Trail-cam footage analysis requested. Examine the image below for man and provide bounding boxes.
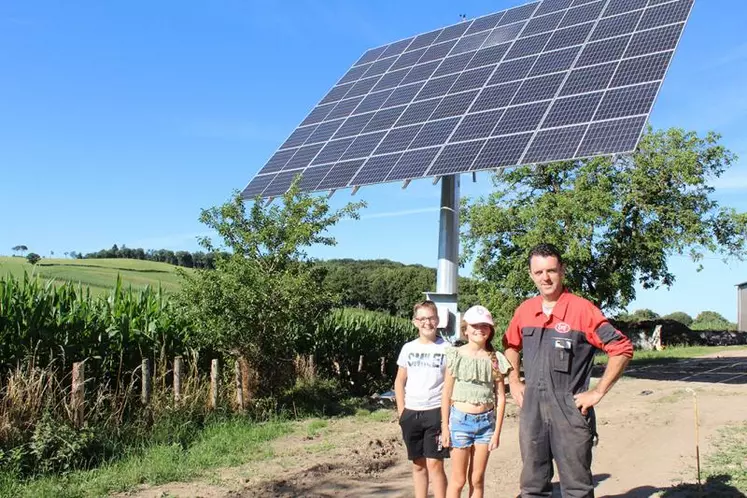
[503,243,633,498]
[395,300,449,498]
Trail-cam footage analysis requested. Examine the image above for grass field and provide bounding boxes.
[0,256,185,294]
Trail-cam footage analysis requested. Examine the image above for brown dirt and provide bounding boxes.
[118,348,747,497]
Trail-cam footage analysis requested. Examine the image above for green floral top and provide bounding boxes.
[446,347,512,405]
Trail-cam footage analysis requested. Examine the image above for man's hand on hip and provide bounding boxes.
[509,379,525,408]
[573,390,604,415]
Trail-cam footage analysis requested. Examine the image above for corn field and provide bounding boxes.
[0,273,190,377]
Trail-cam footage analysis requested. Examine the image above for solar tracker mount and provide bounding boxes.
[239,0,693,338]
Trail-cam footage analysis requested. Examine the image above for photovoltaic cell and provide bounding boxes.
[542,92,603,128]
[471,81,521,112]
[639,0,693,30]
[431,91,480,119]
[317,159,365,190]
[350,153,403,185]
[594,82,658,120]
[427,140,486,176]
[450,109,505,141]
[409,117,461,148]
[577,115,647,156]
[243,0,693,197]
[386,147,440,181]
[535,0,572,16]
[523,124,587,162]
[465,12,504,35]
[471,133,533,169]
[375,124,423,154]
[625,23,683,58]
[560,1,604,28]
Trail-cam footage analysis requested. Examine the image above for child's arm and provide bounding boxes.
[489,374,507,451]
[440,368,455,448]
[394,367,407,418]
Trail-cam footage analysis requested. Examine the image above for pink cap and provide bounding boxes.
[462,305,494,326]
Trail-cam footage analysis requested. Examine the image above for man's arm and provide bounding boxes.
[573,354,629,415]
[394,366,407,417]
[504,347,524,408]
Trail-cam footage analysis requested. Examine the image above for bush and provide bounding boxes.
[25,253,40,265]
[662,311,693,327]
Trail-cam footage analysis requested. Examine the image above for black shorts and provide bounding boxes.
[399,407,449,461]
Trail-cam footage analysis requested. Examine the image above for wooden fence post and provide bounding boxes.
[173,356,183,403]
[141,358,152,406]
[210,359,219,410]
[235,359,244,411]
[71,361,85,428]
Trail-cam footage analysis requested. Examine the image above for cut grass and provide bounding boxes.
[0,419,290,498]
[594,345,745,367]
[0,257,185,295]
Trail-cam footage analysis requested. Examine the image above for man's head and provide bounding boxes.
[412,300,439,340]
[527,243,565,302]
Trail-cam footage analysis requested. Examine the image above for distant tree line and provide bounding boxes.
[616,308,737,331]
[83,244,227,269]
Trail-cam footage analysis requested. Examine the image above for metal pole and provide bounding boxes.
[437,175,459,295]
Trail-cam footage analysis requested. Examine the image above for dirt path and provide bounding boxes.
[122,349,747,497]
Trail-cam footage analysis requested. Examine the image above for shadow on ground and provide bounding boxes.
[593,357,747,385]
[601,474,746,497]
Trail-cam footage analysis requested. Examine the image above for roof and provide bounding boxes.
[737,282,747,288]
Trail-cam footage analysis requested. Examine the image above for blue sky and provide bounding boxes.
[1,0,746,321]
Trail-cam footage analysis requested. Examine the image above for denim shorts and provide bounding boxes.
[449,406,495,448]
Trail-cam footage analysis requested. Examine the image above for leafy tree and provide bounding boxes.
[662,311,693,327]
[176,181,365,394]
[462,127,747,329]
[691,311,735,331]
[26,253,41,265]
[11,245,28,256]
[629,309,660,321]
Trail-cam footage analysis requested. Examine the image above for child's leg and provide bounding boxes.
[426,458,447,498]
[446,447,471,498]
[411,458,429,498]
[467,444,491,498]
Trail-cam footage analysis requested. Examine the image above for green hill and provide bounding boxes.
[0,256,185,294]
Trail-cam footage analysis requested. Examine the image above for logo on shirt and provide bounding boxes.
[407,352,445,368]
[555,322,571,334]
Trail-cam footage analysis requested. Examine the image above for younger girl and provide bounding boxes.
[441,305,511,498]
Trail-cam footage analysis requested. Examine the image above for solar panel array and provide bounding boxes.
[242,0,693,199]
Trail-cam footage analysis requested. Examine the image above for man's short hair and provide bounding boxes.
[412,300,438,318]
[527,243,564,266]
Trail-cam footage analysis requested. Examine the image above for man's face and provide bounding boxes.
[529,255,565,300]
[413,307,439,339]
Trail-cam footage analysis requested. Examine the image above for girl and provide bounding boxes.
[441,305,511,498]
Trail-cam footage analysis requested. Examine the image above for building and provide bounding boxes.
[738,282,747,332]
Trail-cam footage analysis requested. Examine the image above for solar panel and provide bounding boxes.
[242,0,694,198]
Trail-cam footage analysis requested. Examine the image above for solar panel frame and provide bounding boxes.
[242,0,694,199]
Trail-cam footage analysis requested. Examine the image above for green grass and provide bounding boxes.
[595,345,745,367]
[0,256,186,295]
[305,419,328,438]
[665,421,747,496]
[0,419,290,498]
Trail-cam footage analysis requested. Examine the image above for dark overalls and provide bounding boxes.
[504,292,632,498]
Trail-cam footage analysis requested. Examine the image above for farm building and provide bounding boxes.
[738,281,747,332]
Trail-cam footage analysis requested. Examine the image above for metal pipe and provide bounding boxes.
[437,175,459,295]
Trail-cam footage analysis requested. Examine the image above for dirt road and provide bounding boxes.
[124,350,747,497]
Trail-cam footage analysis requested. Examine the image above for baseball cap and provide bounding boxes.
[462,305,494,326]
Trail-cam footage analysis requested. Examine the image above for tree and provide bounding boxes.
[462,127,747,328]
[26,253,41,265]
[662,311,693,327]
[691,311,736,331]
[629,309,660,321]
[176,180,365,394]
[11,245,28,256]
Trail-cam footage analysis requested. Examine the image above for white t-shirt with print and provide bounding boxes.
[397,337,447,410]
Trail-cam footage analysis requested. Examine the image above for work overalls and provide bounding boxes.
[519,318,598,498]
